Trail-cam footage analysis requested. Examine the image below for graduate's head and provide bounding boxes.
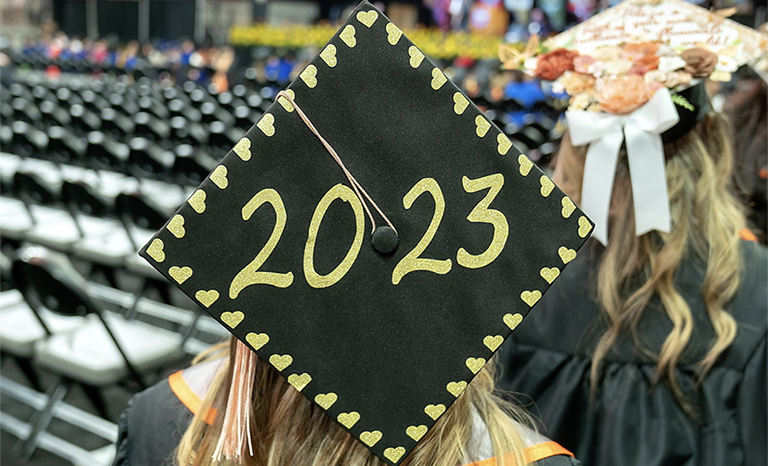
[174,337,534,466]
[554,102,741,245]
[554,103,747,412]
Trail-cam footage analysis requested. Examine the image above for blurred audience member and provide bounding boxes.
[725,76,768,243]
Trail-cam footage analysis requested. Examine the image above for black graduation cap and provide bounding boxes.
[140,2,593,464]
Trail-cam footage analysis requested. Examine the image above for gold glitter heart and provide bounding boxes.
[320,44,337,67]
[188,190,206,213]
[211,165,228,189]
[146,238,165,262]
[561,197,576,218]
[257,113,276,136]
[408,46,424,68]
[287,373,311,391]
[465,357,486,374]
[406,425,427,441]
[384,446,406,463]
[300,65,318,88]
[540,176,555,197]
[446,381,467,397]
[278,89,295,112]
[246,332,269,350]
[497,133,511,155]
[431,68,447,90]
[453,92,469,115]
[579,216,592,238]
[338,411,360,428]
[168,266,193,284]
[521,290,542,307]
[360,430,382,447]
[233,137,251,161]
[269,354,293,371]
[518,154,533,176]
[314,392,338,409]
[220,311,244,328]
[475,115,490,138]
[166,214,185,238]
[340,25,356,48]
[503,313,523,330]
[424,404,446,420]
[558,246,577,264]
[356,10,378,27]
[386,23,402,45]
[424,404,445,421]
[540,267,560,284]
[483,335,503,351]
[195,289,219,307]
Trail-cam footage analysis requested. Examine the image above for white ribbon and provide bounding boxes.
[565,88,680,245]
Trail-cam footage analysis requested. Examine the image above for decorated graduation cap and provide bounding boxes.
[501,0,768,244]
[140,2,592,464]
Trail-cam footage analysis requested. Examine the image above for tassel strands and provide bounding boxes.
[213,339,257,461]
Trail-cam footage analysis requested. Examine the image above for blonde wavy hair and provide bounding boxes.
[176,337,534,466]
[554,112,745,409]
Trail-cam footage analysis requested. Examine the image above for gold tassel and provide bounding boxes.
[212,339,257,461]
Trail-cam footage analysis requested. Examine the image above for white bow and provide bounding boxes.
[565,88,680,245]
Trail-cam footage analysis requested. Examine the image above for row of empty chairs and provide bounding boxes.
[0,245,188,463]
[0,74,237,464]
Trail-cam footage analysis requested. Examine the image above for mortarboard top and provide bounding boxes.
[139,2,592,464]
[545,0,767,61]
[532,0,768,84]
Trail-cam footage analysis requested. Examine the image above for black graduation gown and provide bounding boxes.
[499,239,768,466]
[113,361,581,466]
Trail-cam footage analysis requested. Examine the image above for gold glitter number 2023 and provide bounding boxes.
[229,188,295,299]
[456,174,509,269]
[227,174,510,296]
[304,183,365,289]
[391,177,453,285]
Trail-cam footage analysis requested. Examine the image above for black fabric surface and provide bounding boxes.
[137,2,592,464]
[499,239,768,466]
[113,378,193,466]
[661,82,711,145]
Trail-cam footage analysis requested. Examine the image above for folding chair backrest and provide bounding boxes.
[11,247,150,388]
[172,146,215,186]
[86,131,128,171]
[1,251,14,291]
[13,172,57,206]
[11,248,98,319]
[61,181,112,218]
[46,126,84,165]
[114,192,167,231]
[127,137,172,180]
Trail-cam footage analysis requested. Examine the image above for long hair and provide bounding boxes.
[553,111,745,408]
[176,337,533,466]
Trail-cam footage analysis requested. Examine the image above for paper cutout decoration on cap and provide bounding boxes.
[140,2,593,464]
[543,0,768,83]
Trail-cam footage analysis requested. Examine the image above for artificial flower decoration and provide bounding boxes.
[596,75,652,114]
[533,48,579,81]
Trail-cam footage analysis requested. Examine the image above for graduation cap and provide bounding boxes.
[139,2,592,464]
[500,0,768,245]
